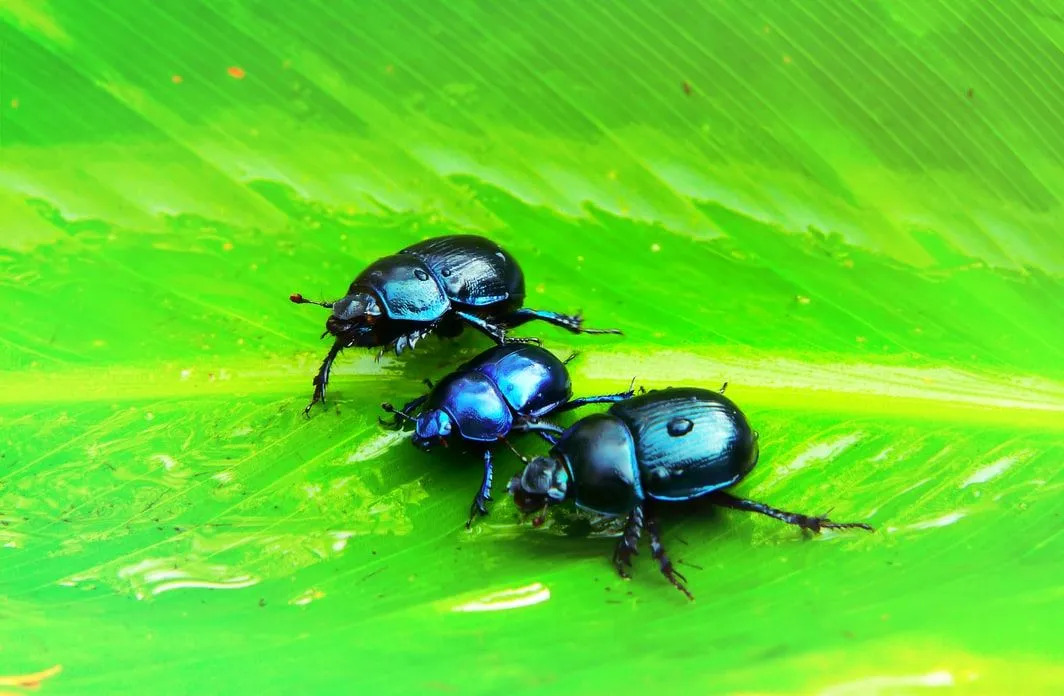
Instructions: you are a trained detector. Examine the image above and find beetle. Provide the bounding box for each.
[506,386,873,599]
[379,343,635,527]
[291,234,621,414]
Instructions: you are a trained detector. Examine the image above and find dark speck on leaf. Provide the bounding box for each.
[966,87,974,99]
[682,81,692,95]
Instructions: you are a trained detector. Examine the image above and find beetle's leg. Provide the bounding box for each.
[378,394,428,427]
[455,311,540,346]
[304,339,344,416]
[709,491,874,533]
[613,505,643,579]
[534,430,559,445]
[645,504,694,600]
[380,325,439,361]
[502,307,623,336]
[466,449,495,528]
[555,379,637,413]
[511,420,566,437]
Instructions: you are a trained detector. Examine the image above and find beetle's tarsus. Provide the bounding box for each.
[304,340,343,416]
[466,496,490,528]
[466,450,495,528]
[708,491,874,535]
[503,307,622,337]
[646,505,694,601]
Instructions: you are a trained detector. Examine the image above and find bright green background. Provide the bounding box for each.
[2,1,1063,694]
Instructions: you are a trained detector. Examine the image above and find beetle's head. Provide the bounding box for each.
[412,408,453,451]
[324,291,382,347]
[508,455,570,518]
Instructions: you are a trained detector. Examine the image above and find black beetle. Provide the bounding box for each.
[507,386,873,599]
[381,344,634,526]
[292,234,621,414]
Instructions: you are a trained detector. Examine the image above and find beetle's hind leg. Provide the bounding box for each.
[708,491,874,534]
[466,449,495,529]
[502,307,622,336]
[556,378,637,414]
[613,506,643,578]
[645,504,694,600]
[304,339,344,416]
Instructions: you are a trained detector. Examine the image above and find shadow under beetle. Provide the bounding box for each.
[291,234,621,414]
[507,386,873,599]
[380,344,634,527]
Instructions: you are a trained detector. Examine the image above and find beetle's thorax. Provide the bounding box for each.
[554,412,644,516]
[422,372,513,443]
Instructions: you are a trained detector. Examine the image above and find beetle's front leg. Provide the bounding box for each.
[455,311,540,346]
[613,505,644,578]
[645,503,694,600]
[466,449,495,528]
[304,339,344,416]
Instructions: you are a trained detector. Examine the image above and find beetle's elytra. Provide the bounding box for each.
[381,343,634,526]
[508,386,873,599]
[292,235,621,415]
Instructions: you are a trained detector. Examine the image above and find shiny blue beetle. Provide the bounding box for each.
[382,344,633,526]
[292,235,620,414]
[508,387,873,598]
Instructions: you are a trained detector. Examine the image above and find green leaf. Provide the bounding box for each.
[2,1,1062,694]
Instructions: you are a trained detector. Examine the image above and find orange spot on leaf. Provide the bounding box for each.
[171,75,183,84]
[227,66,246,79]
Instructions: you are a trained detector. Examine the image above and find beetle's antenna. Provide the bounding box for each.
[500,437,530,464]
[290,293,334,309]
[563,351,580,365]
[380,402,415,424]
